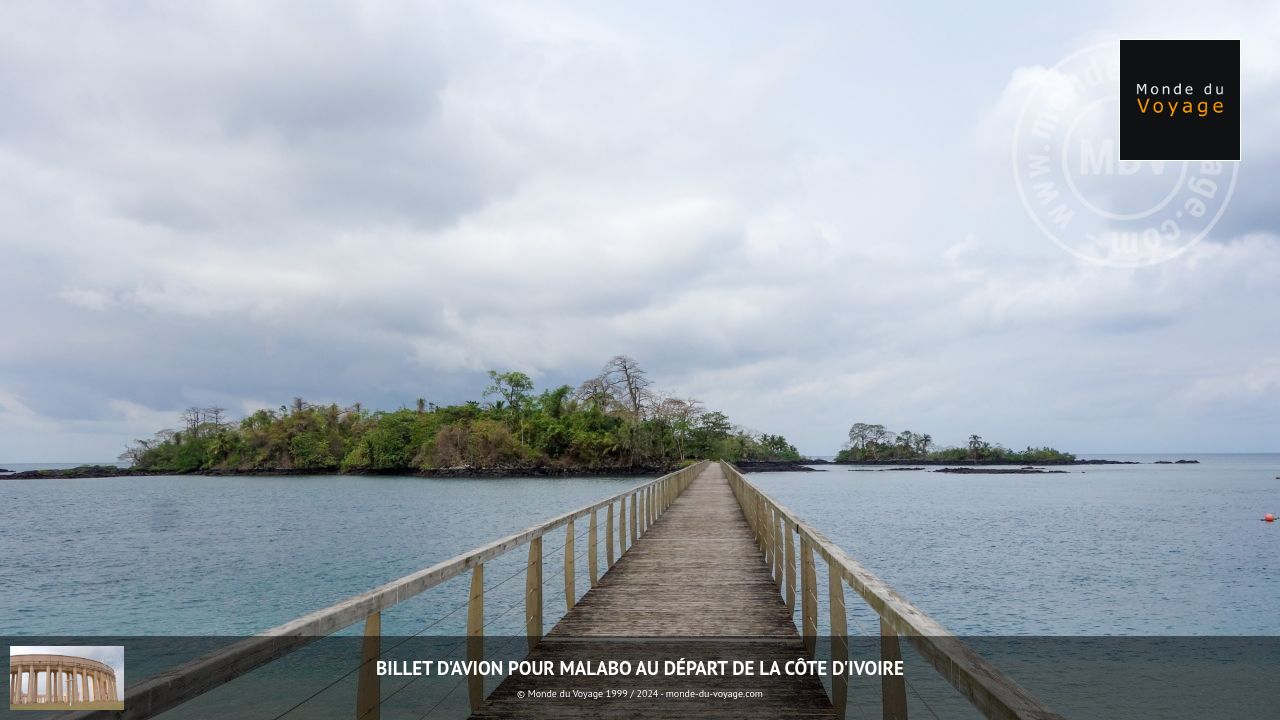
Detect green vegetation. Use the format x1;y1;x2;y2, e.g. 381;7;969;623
123;356;802;473
834;423;1075;464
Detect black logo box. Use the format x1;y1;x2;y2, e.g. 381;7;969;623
1120;39;1240;161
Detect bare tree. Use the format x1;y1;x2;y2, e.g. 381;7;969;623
602;355;651;419
574;375;614;410
204;406;227;430
182;407;203;437
118;438;156;465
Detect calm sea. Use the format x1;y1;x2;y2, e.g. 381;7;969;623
3;455;1277;637
2;455;1277;718
752;453;1280;636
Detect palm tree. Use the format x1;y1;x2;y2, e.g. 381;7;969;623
968;434;983;463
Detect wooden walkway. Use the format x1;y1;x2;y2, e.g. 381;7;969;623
470;463;835;719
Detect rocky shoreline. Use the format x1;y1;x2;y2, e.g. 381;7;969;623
935;466;1069;474
734;458;1201;473
0;463;683;480
2;456;1203;480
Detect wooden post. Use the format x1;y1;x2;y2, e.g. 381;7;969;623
467;565;484;711
801;537;817;656
749;491;760;541
752;491;762;548
619;498;628;553
606;503;616;566
355;611;380;720
762;502;773;566
785;521;796;614
772;509;784;590
588;510;599;587
640;487;648;533
647;485;654;529
645;485;652;527
830;571;849;720
630;493;638;544
564;518;576;610
760;497;769;556
880;618;908;720
525;537;543;651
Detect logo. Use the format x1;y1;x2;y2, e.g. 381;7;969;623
1013;42;1238;267
1120;40;1240;161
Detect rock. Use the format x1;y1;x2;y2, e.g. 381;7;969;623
3;464;135;480
1073;459;1139;465
935;467;1068;474
734;461;820;473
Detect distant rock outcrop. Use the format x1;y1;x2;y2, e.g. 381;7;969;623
935;467;1069;474
3;464;134;480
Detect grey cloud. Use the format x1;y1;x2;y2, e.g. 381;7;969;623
2;2;1280;461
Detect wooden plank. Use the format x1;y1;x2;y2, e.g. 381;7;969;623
354;611;379;720
785;520;797;614
588;509;599;587
801;536;817;656
564;518;575;611
467;565;484;711
606;503;615;566
772;507;784;590
881;618;908;720
830;572;849;720
619;496;628;554
525;536;542;651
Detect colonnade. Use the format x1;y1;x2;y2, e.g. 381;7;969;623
9;654;117;706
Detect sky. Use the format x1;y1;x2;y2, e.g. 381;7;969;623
1;0;1278;461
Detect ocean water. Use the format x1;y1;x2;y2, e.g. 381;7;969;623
0;472;647;637
751;453;1280;636
3;456;1276;638
2;457;1278;718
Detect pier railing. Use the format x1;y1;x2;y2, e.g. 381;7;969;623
721;461;1065;720
55;460;708;720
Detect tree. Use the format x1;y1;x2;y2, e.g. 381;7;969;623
968;434;984;462
205;407;227;430
125;355;805;473
602;355;651;419
575;376;614;411
914;433;933;456
652;395;703;460
485;370;534;446
182;407;203;437
846;423;878;451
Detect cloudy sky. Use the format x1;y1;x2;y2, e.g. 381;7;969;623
1;0;1277;461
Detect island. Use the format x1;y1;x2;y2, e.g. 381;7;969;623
9;357;805;480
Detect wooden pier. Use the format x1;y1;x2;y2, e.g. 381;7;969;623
469;462;834;719
54;461;1065;720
